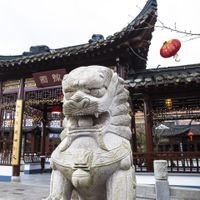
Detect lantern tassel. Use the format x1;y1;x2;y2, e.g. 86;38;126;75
173;54;180;62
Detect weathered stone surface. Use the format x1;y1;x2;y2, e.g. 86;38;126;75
154;160;168;180
45;65;136;200
155;180;170;200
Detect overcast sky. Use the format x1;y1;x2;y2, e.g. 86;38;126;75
0;0;200;68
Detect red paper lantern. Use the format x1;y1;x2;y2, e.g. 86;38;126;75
187;131;194;141
51;106;61;113
160;39;181;62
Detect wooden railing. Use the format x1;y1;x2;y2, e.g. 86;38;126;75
23;152;51;163
1;150;200;174
0;151;51;165
0;150;12;165
133;152;200;173
23;152;41;163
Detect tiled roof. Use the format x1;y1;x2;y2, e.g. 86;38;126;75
154;124;200;137
0;0;157;79
126;64;200;89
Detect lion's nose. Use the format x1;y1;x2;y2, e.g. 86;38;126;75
71;92;84;103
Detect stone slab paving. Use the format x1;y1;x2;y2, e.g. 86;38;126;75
0;182;49;200
0;183;147;200
0;173;51;200
0;173;200;199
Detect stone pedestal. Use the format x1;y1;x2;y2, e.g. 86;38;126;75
154;160;170;200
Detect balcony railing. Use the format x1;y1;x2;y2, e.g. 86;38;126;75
133;151;200;173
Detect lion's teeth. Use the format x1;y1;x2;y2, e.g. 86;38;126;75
95;112;99;118
78;116;93;127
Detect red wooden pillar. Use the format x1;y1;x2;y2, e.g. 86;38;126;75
116;58;128;79
12;78;25;181
40;104;47;173
0;81;3;153
31;131;36;152
129;97;137;153
143;94;154;171
0;81;3;139
131;110;137;152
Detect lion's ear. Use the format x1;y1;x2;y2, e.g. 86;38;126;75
107;73;118;94
63;74;69;81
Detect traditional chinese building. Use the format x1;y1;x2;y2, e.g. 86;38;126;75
127;64;200;172
2;0;200;177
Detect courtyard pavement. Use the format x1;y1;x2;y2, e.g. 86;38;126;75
0;172;200;200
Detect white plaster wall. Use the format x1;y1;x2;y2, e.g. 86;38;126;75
0;165;12;176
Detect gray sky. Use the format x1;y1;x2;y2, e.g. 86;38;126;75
0;0;200;68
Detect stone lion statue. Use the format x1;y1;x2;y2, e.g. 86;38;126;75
46;65;136;200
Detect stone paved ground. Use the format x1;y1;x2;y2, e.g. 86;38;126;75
0;182;142;200
0;173;199;199
0;182;49;200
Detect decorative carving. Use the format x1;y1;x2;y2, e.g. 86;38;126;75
45;65;136;200
25;87;62;106
3;80;20;90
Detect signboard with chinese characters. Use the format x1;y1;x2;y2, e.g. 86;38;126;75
32;68;66;87
11;99;23;165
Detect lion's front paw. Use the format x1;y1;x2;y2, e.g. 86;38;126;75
42;194;63;200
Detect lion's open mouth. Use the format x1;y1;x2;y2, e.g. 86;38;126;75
67;112;109;130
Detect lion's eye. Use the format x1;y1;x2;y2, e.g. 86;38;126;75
64;91;74;99
90;87;106;97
